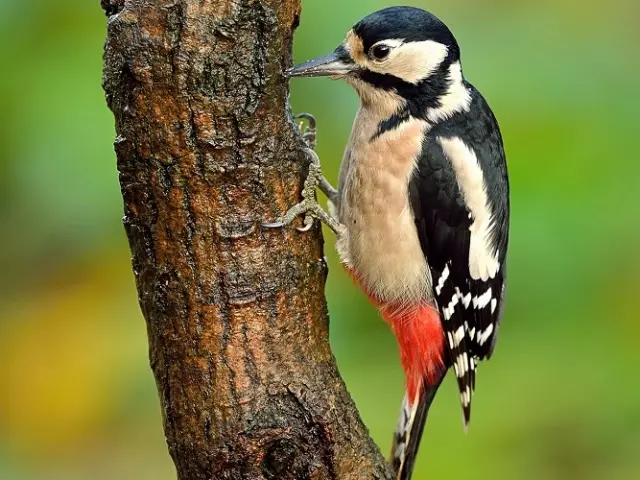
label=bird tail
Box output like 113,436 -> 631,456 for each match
390,376 -> 445,480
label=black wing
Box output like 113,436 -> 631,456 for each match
409,87 -> 509,424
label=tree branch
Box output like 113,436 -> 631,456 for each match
101,1 -> 393,478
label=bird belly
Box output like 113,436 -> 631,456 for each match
335,115 -> 433,304
338,195 -> 430,303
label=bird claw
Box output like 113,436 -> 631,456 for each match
295,113 -> 317,150
263,113 -> 341,234
262,220 -> 286,229
263,194 -> 340,234
263,197 -> 313,231
297,215 -> 314,232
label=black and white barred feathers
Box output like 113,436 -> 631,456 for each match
409,86 -> 510,425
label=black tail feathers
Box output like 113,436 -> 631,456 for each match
391,375 -> 445,480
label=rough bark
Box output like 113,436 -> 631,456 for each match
101,1 -> 393,479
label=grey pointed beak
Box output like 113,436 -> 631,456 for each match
286,47 -> 355,78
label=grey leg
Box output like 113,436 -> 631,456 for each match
296,113 -> 337,204
263,113 -> 341,234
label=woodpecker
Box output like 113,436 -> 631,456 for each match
266,7 -> 509,479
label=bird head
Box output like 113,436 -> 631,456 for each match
287,7 -> 462,111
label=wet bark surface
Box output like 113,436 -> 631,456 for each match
100,1 -> 393,478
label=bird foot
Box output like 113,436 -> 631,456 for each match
296,112 -> 317,151
263,114 -> 341,234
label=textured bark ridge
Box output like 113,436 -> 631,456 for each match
101,1 -> 393,478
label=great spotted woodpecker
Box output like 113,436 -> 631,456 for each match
265,7 -> 510,479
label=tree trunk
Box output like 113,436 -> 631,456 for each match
101,1 -> 393,478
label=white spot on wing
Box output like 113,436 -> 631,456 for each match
435,264 -> 449,295
443,293 -> 459,320
491,298 -> 497,313
472,287 -> 492,310
453,326 -> 465,346
461,291 -> 472,308
447,332 -> 454,348
438,136 -> 500,281
477,324 -> 494,346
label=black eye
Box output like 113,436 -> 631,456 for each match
370,44 -> 390,61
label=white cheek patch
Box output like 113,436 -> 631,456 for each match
438,136 -> 500,281
367,39 -> 449,85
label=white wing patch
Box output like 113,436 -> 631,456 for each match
437,136 -> 500,281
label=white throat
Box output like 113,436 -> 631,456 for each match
347,76 -> 407,118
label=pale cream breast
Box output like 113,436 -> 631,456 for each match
335,107 -> 433,303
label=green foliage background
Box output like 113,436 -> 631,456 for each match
2,1 -> 639,478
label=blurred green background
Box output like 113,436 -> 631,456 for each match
2,0 -> 639,478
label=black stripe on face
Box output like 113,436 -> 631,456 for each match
368,59 -> 453,138
358,69 -> 409,91
363,60 -> 451,106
